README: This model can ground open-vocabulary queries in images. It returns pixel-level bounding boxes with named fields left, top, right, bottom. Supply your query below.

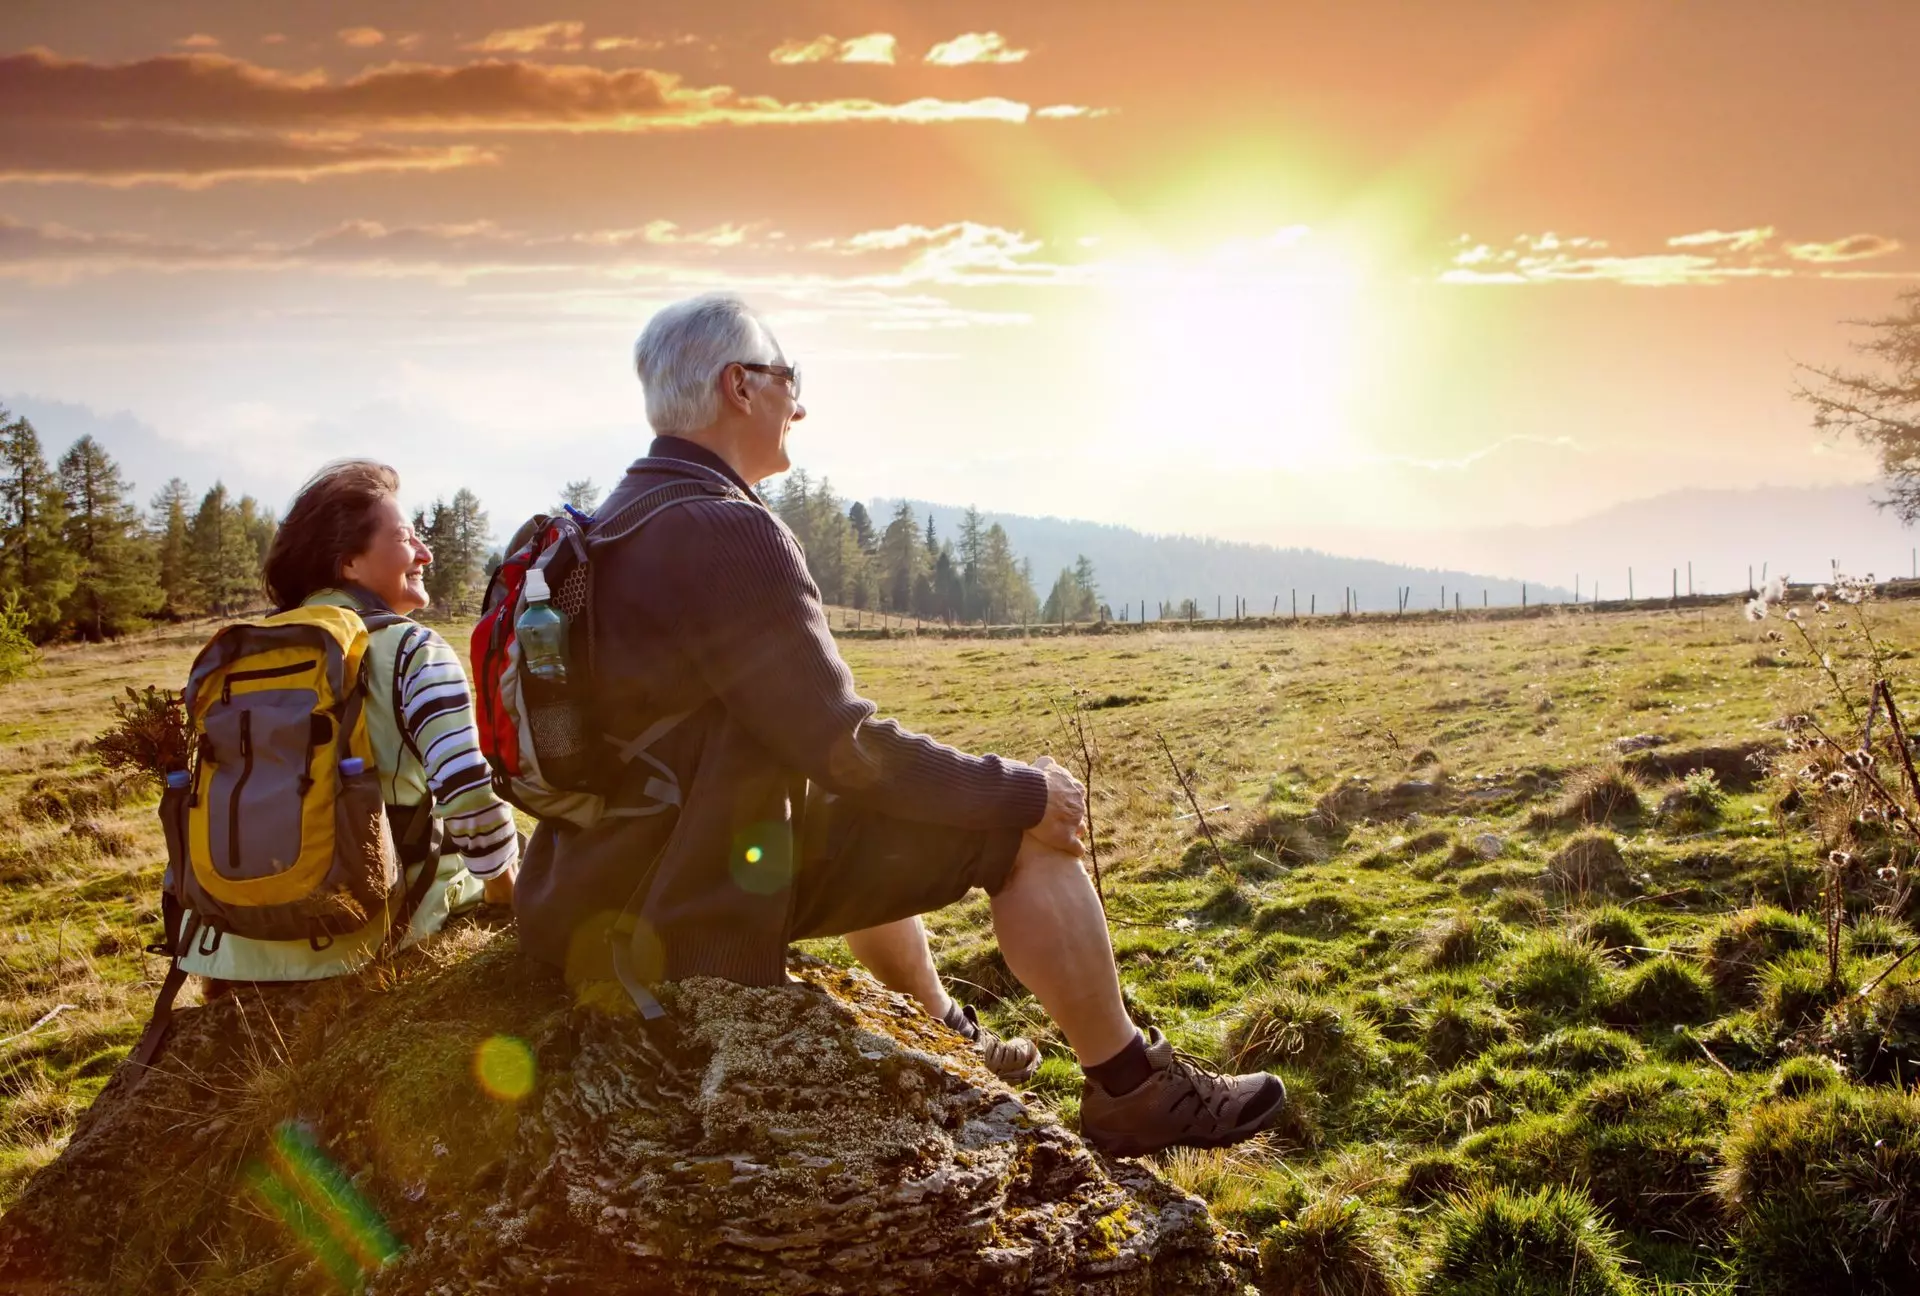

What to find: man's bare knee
left=1008, top=836, right=1092, bottom=886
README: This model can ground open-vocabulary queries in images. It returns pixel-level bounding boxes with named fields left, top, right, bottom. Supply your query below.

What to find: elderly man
left=515, top=292, right=1288, bottom=1156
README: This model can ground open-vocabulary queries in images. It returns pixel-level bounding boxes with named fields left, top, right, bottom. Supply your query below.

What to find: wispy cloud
left=770, top=34, right=898, bottom=65
left=0, top=125, right=492, bottom=188
left=1443, top=227, right=1911, bottom=285
left=925, top=32, right=1030, bottom=65
left=175, top=34, right=220, bottom=51
left=0, top=49, right=1101, bottom=186
left=463, top=22, right=587, bottom=54
left=337, top=27, right=386, bottom=49
left=1785, top=233, right=1902, bottom=263
left=1667, top=226, right=1774, bottom=252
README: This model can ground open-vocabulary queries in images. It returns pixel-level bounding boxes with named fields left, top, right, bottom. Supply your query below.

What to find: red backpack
left=469, top=467, right=745, bottom=828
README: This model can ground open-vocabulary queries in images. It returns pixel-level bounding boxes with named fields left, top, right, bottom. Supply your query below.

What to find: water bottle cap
left=341, top=757, right=367, bottom=777
left=524, top=567, right=551, bottom=601
left=165, top=770, right=191, bottom=788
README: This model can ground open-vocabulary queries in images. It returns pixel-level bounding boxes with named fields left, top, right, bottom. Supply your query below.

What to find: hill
left=873, top=497, right=1572, bottom=615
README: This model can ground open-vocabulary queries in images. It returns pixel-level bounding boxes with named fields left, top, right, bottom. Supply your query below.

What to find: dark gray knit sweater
left=514, top=437, right=1050, bottom=987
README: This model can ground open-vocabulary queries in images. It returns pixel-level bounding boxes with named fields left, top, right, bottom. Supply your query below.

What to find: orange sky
left=2, top=1, right=1917, bottom=565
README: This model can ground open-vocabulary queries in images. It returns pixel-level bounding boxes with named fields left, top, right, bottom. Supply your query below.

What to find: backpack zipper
left=227, top=710, right=254, bottom=877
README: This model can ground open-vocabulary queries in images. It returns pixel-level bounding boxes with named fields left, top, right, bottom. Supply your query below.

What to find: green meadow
left=5, top=601, right=1920, bottom=1293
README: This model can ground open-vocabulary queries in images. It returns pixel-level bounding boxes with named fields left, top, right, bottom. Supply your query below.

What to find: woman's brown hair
left=263, top=460, right=403, bottom=611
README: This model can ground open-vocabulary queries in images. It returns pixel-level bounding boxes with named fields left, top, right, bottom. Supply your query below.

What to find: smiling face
left=340, top=495, right=432, bottom=615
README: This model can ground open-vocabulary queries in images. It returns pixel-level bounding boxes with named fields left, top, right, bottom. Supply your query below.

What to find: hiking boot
left=1078, top=1028, right=1288, bottom=1158
left=944, top=1001, right=1041, bottom=1085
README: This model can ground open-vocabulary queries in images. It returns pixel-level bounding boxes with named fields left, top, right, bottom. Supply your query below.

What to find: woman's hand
left=1025, top=755, right=1086, bottom=855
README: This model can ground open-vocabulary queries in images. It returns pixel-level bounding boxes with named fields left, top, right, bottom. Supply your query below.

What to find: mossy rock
left=0, top=936, right=1252, bottom=1295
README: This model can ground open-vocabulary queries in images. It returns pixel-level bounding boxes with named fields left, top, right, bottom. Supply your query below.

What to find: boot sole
left=1082, top=1101, right=1290, bottom=1159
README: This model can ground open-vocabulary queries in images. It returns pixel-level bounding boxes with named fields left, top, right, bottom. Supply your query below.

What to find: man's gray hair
left=632, top=293, right=782, bottom=434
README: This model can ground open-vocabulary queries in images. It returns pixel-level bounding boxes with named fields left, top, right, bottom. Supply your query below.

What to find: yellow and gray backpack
left=132, top=604, right=438, bottom=1067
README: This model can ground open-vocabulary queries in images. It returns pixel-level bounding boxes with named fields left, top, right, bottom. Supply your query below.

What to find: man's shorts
left=786, top=789, right=1028, bottom=941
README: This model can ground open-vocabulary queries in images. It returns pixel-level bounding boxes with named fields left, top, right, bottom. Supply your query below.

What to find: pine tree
left=419, top=489, right=490, bottom=615
left=958, top=506, right=986, bottom=622
left=847, top=501, right=876, bottom=554
left=150, top=477, right=198, bottom=616
left=237, top=495, right=276, bottom=572
left=0, top=406, right=79, bottom=640
left=877, top=503, right=923, bottom=613
left=190, top=483, right=260, bottom=615
left=57, top=435, right=160, bottom=639
left=558, top=479, right=600, bottom=514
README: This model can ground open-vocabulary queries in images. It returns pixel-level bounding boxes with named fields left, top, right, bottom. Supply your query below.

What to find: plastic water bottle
left=340, top=757, right=366, bottom=778
left=165, top=770, right=191, bottom=790
left=516, top=568, right=590, bottom=787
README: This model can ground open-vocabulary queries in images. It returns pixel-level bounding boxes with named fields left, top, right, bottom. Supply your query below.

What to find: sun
left=1092, top=229, right=1372, bottom=471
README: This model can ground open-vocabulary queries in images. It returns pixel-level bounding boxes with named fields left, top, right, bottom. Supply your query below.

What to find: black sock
left=1085, top=1031, right=1151, bottom=1096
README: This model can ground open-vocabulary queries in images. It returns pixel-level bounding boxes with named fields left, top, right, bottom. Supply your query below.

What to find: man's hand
left=1026, top=755, right=1087, bottom=854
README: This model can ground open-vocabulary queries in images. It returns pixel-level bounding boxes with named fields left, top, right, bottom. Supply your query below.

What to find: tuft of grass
left=1228, top=989, right=1386, bottom=1098
left=1844, top=913, right=1914, bottom=959
left=1716, top=1084, right=1920, bottom=1294
left=1528, top=1027, right=1644, bottom=1076
left=1502, top=934, right=1608, bottom=1018
left=1419, top=913, right=1511, bottom=970
left=1420, top=996, right=1518, bottom=1069
left=1532, top=764, right=1643, bottom=829
left=1656, top=768, right=1728, bottom=831
left=1756, top=948, right=1856, bottom=1032
left=1768, top=1055, right=1845, bottom=1099
left=1428, top=1185, right=1642, bottom=1296
left=1544, top=830, right=1631, bottom=902
left=1703, top=907, right=1819, bottom=1004
left=1490, top=890, right=1550, bottom=926
left=1608, top=957, right=1716, bottom=1027
left=1396, top=1149, right=1478, bottom=1205
left=1257, top=1191, right=1408, bottom=1296
left=1570, top=906, right=1649, bottom=961
left=1814, top=973, right=1920, bottom=1088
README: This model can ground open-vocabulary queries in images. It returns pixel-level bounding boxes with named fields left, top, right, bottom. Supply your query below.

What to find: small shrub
left=1656, top=768, right=1728, bottom=830
left=1544, top=830, right=1631, bottom=900
left=1503, top=934, right=1607, bottom=1017
left=1257, top=1192, right=1407, bottom=1296
left=0, top=590, right=37, bottom=685
left=1420, top=995, right=1517, bottom=1068
left=91, top=685, right=192, bottom=783
left=1716, top=1085, right=1920, bottom=1293
left=1703, top=907, right=1818, bottom=1004
left=1768, top=1055, right=1845, bottom=1099
left=1607, top=957, right=1716, bottom=1027
left=1428, top=1185, right=1641, bottom=1296
left=1532, top=764, right=1643, bottom=829
left=1228, top=989, right=1385, bottom=1096
left=1421, top=913, right=1511, bottom=970
left=1529, top=1027, right=1643, bottom=1076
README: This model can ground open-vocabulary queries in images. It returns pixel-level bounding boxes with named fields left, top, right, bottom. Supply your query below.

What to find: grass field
left=4, top=599, right=1919, bottom=1292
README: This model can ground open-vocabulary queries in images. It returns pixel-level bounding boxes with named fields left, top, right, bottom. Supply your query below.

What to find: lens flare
left=745, top=845, right=764, bottom=864
left=474, top=1033, right=536, bottom=1102
left=248, top=1120, right=401, bottom=1290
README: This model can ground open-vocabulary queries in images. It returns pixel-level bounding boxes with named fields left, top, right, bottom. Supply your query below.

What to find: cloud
left=0, top=49, right=1071, bottom=138
left=463, top=22, right=586, bottom=54
left=770, top=34, right=898, bottom=65
left=0, top=124, right=492, bottom=187
left=175, top=35, right=220, bottom=51
left=1442, top=226, right=1910, bottom=285
left=1667, top=226, right=1774, bottom=252
left=1785, top=234, right=1903, bottom=263
left=1034, top=104, right=1111, bottom=120
left=812, top=221, right=1081, bottom=286
left=337, top=27, right=386, bottom=49
left=924, top=32, right=1030, bottom=65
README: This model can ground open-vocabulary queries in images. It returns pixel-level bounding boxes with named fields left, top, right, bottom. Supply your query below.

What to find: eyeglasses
left=735, top=362, right=801, bottom=399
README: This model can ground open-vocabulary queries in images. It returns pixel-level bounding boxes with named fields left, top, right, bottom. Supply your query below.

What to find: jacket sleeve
left=394, top=626, right=520, bottom=878
left=667, top=501, right=1048, bottom=832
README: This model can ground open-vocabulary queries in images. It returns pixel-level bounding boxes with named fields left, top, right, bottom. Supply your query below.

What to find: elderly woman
left=178, top=460, right=518, bottom=985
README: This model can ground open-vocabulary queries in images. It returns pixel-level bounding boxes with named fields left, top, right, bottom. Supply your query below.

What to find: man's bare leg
left=989, top=837, right=1137, bottom=1066
left=844, top=917, right=952, bottom=1019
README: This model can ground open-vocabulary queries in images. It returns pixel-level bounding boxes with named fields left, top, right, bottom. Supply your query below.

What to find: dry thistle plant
left=1753, top=573, right=1920, bottom=995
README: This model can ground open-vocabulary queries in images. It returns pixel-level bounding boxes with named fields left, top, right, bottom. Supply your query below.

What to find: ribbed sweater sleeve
left=394, top=626, right=520, bottom=878
left=668, top=500, right=1049, bottom=832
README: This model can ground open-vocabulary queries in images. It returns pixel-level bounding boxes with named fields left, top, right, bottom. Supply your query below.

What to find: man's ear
left=718, top=362, right=754, bottom=416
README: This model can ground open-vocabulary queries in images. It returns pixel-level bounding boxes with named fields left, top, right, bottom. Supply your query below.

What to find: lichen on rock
left=0, top=931, right=1251, bottom=1294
